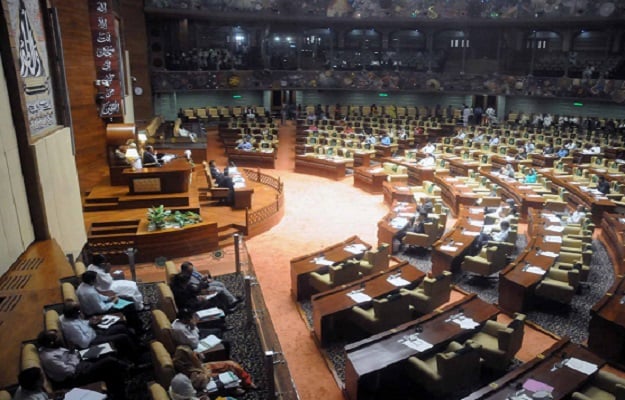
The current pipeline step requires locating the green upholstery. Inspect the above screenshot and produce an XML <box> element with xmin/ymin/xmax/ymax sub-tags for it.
<box><xmin>572</xmin><ymin>370</ymin><xmax>625</xmax><ymax>400</ymax></box>
<box><xmin>350</xmin><ymin>292</ymin><xmax>414</xmax><ymax>335</ymax></box>
<box><xmin>469</xmin><ymin>313</ymin><xmax>526</xmax><ymax>370</ymax></box>
<box><xmin>400</xmin><ymin>271</ymin><xmax>452</xmax><ymax>315</ymax></box>
<box><xmin>150</xmin><ymin>341</ymin><xmax>175</xmax><ymax>389</ymax></box>
<box><xmin>461</xmin><ymin>245</ymin><xmax>508</xmax><ymax>278</ymax></box>
<box><xmin>535</xmin><ymin>269</ymin><xmax>580</xmax><ymax>305</ymax></box>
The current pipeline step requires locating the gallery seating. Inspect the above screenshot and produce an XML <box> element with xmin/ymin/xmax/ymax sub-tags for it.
<box><xmin>469</xmin><ymin>313</ymin><xmax>526</xmax><ymax>370</ymax></box>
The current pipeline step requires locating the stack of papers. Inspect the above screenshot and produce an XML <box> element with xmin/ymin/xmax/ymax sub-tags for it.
<box><xmin>64</xmin><ymin>388</ymin><xmax>107</xmax><ymax>400</ymax></box>
<box><xmin>206</xmin><ymin>372</ymin><xmax>241</xmax><ymax>392</ymax></box>
<box><xmin>546</xmin><ymin>225</ymin><xmax>565</xmax><ymax>232</ymax></box>
<box><xmin>347</xmin><ymin>290</ymin><xmax>372</xmax><ymax>303</ymax></box>
<box><xmin>196</xmin><ymin>307</ymin><xmax>225</xmax><ymax>321</ymax></box>
<box><xmin>469</xmin><ymin>220</ymin><xmax>484</xmax><ymax>227</ymax></box>
<box><xmin>523</xmin><ymin>266</ymin><xmax>546</xmax><ymax>275</ymax></box>
<box><xmin>390</xmin><ymin>217</ymin><xmax>409</xmax><ymax>229</ymax></box>
<box><xmin>312</xmin><ymin>256</ymin><xmax>334</xmax><ymax>266</ymax></box>
<box><xmin>387</xmin><ymin>275</ymin><xmax>410</xmax><ymax>287</ymax></box>
<box><xmin>462</xmin><ymin>230</ymin><xmax>480</xmax><ymax>237</ymax></box>
<box><xmin>539</xmin><ymin>251</ymin><xmax>559</xmax><ymax>258</ymax></box>
<box><xmin>79</xmin><ymin>343</ymin><xmax>114</xmax><ymax>360</ymax></box>
<box><xmin>344</xmin><ymin>243</ymin><xmax>367</xmax><ymax>254</ymax></box>
<box><xmin>97</xmin><ymin>315</ymin><xmax>120</xmax><ymax>329</ymax></box>
<box><xmin>523</xmin><ymin>379</ymin><xmax>554</xmax><ymax>394</ymax></box>
<box><xmin>195</xmin><ymin>334</ymin><xmax>222</xmax><ymax>353</ymax></box>
<box><xmin>398</xmin><ymin>333</ymin><xmax>433</xmax><ymax>352</ymax></box>
<box><xmin>440</xmin><ymin>245</ymin><xmax>458</xmax><ymax>252</ymax></box>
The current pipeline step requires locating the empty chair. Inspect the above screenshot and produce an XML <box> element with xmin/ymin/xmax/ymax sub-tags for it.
<box><xmin>469</xmin><ymin>313</ymin><xmax>526</xmax><ymax>370</ymax></box>
<box><xmin>148</xmin><ymin>382</ymin><xmax>170</xmax><ymax>400</ymax></box>
<box><xmin>553</xmin><ymin>251</ymin><xmax>590</xmax><ymax>281</ymax></box>
<box><xmin>356</xmin><ymin>243</ymin><xmax>390</xmax><ymax>274</ymax></box>
<box><xmin>350</xmin><ymin>291</ymin><xmax>414</xmax><ymax>335</ymax></box>
<box><xmin>150</xmin><ymin>341</ymin><xmax>176</xmax><ymax>389</ymax></box>
<box><xmin>406</xmin><ymin>340</ymin><xmax>481</xmax><ymax>396</ymax></box>
<box><xmin>461</xmin><ymin>244</ymin><xmax>509</xmax><ymax>278</ymax></box>
<box><xmin>571</xmin><ymin>370</ymin><xmax>625</xmax><ymax>400</ymax></box>
<box><xmin>400</xmin><ymin>271</ymin><xmax>452</xmax><ymax>315</ymax></box>
<box><xmin>535</xmin><ymin>268</ymin><xmax>580</xmax><ymax>305</ymax></box>
<box><xmin>0</xmin><ymin>391</ymin><xmax>10</xmax><ymax>400</ymax></box>
<box><xmin>308</xmin><ymin>262</ymin><xmax>362</xmax><ymax>294</ymax></box>
<box><xmin>152</xmin><ymin>309</ymin><xmax>176</xmax><ymax>354</ymax></box>
<box><xmin>157</xmin><ymin>282</ymin><xmax>178</xmax><ymax>321</ymax></box>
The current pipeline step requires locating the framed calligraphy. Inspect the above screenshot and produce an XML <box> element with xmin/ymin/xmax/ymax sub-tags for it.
<box><xmin>89</xmin><ymin>0</ymin><xmax>124</xmax><ymax>119</ymax></box>
<box><xmin>1</xmin><ymin>0</ymin><xmax>60</xmax><ymax>137</ymax></box>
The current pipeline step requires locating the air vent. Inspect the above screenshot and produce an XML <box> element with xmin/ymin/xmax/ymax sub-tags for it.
<box><xmin>13</xmin><ymin>257</ymin><xmax>43</xmax><ymax>272</ymax></box>
<box><xmin>0</xmin><ymin>294</ymin><xmax>21</xmax><ymax>312</ymax></box>
<box><xmin>0</xmin><ymin>275</ymin><xmax>31</xmax><ymax>291</ymax></box>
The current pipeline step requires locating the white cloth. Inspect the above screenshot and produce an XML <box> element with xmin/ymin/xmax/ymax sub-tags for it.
<box><xmin>87</xmin><ymin>264</ymin><xmax>143</xmax><ymax>310</ymax></box>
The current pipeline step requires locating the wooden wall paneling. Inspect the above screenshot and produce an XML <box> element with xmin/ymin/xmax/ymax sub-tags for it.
<box><xmin>53</xmin><ymin>0</ymin><xmax>107</xmax><ymax>191</ymax></box>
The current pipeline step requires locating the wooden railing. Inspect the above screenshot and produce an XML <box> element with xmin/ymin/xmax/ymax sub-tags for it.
<box><xmin>243</xmin><ymin>169</ymin><xmax>285</xmax><ymax>237</ymax></box>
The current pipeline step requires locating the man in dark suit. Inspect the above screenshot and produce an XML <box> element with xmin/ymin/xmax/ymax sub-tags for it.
<box><xmin>218</xmin><ymin>167</ymin><xmax>235</xmax><ymax>205</ymax></box>
<box><xmin>142</xmin><ymin>145</ymin><xmax>160</xmax><ymax>167</ymax></box>
<box><xmin>597</xmin><ymin>176</ymin><xmax>610</xmax><ymax>194</ymax></box>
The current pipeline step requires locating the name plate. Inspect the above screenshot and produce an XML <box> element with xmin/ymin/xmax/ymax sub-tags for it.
<box><xmin>132</xmin><ymin>178</ymin><xmax>161</xmax><ymax>193</ymax></box>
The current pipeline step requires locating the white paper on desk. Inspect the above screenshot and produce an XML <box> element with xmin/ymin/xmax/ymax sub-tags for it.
<box><xmin>400</xmin><ymin>336</ymin><xmax>433</xmax><ymax>352</ymax></box>
<box><xmin>387</xmin><ymin>276</ymin><xmax>411</xmax><ymax>287</ymax></box>
<box><xmin>64</xmin><ymin>388</ymin><xmax>107</xmax><ymax>400</ymax></box>
<box><xmin>196</xmin><ymin>307</ymin><xmax>225</xmax><ymax>319</ymax></box>
<box><xmin>452</xmin><ymin>316</ymin><xmax>480</xmax><ymax>329</ymax></box>
<box><xmin>518</xmin><ymin>185</ymin><xmax>531</xmax><ymax>189</ymax></box>
<box><xmin>344</xmin><ymin>243</ymin><xmax>367</xmax><ymax>254</ymax></box>
<box><xmin>462</xmin><ymin>231</ymin><xmax>481</xmax><ymax>237</ymax></box>
<box><xmin>347</xmin><ymin>292</ymin><xmax>372</xmax><ymax>303</ymax></box>
<box><xmin>565</xmin><ymin>358</ymin><xmax>598</xmax><ymax>375</ymax></box>
<box><xmin>96</xmin><ymin>315</ymin><xmax>120</xmax><ymax>329</ymax></box>
<box><xmin>544</xmin><ymin>235</ymin><xmax>563</xmax><ymax>244</ymax></box>
<box><xmin>391</xmin><ymin>217</ymin><xmax>409</xmax><ymax>229</ymax></box>
<box><xmin>546</xmin><ymin>225</ymin><xmax>565</xmax><ymax>232</ymax></box>
<box><xmin>545</xmin><ymin>215</ymin><xmax>561</xmax><ymax>223</ymax></box>
<box><xmin>597</xmin><ymin>196</ymin><xmax>609</xmax><ymax>200</ymax></box>
<box><xmin>440</xmin><ymin>245</ymin><xmax>458</xmax><ymax>252</ymax></box>
<box><xmin>540</xmin><ymin>251</ymin><xmax>559</xmax><ymax>258</ymax></box>
<box><xmin>398</xmin><ymin>212</ymin><xmax>414</xmax><ymax>218</ymax></box>
<box><xmin>469</xmin><ymin>208</ymin><xmax>482</xmax><ymax>214</ymax></box>
<box><xmin>313</xmin><ymin>257</ymin><xmax>334</xmax><ymax>266</ymax></box>
<box><xmin>233</xmin><ymin>182</ymin><xmax>245</xmax><ymax>189</ymax></box>
<box><xmin>469</xmin><ymin>220</ymin><xmax>484</xmax><ymax>227</ymax></box>
<box><xmin>525</xmin><ymin>266</ymin><xmax>546</xmax><ymax>275</ymax></box>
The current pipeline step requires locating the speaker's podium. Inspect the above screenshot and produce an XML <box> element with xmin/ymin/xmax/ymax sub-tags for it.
<box><xmin>122</xmin><ymin>158</ymin><xmax>193</xmax><ymax>194</ymax></box>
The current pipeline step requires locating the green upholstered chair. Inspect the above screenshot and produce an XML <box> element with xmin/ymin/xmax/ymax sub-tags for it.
<box><xmin>400</xmin><ymin>271</ymin><xmax>452</xmax><ymax>315</ymax></box>
<box><xmin>535</xmin><ymin>269</ymin><xmax>580</xmax><ymax>305</ymax></box>
<box><xmin>461</xmin><ymin>245</ymin><xmax>508</xmax><ymax>278</ymax></box>
<box><xmin>350</xmin><ymin>291</ymin><xmax>414</xmax><ymax>335</ymax></box>
<box><xmin>571</xmin><ymin>370</ymin><xmax>625</xmax><ymax>400</ymax></box>
<box><xmin>469</xmin><ymin>313</ymin><xmax>526</xmax><ymax>370</ymax></box>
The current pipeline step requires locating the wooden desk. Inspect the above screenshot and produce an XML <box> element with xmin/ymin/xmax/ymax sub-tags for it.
<box><xmin>464</xmin><ymin>339</ymin><xmax>604</xmax><ymax>400</ymax></box>
<box><xmin>498</xmin><ymin>211</ymin><xmax>563</xmax><ymax>313</ymax></box>
<box><xmin>353</xmin><ymin>166</ymin><xmax>388</xmax><ymax>194</ymax></box>
<box><xmin>531</xmin><ymin>153</ymin><xmax>558</xmax><ymax>168</ymax></box>
<box><xmin>227</xmin><ymin>149</ymin><xmax>277</xmax><ymax>169</ymax></box>
<box><xmin>431</xmin><ymin>206</ymin><xmax>484</xmax><ymax>275</ymax></box>
<box><xmin>374</xmin><ymin>144</ymin><xmax>398</xmax><ymax>159</ymax></box>
<box><xmin>290</xmin><ymin>236</ymin><xmax>371</xmax><ymax>301</ymax></box>
<box><xmin>541</xmin><ymin>170</ymin><xmax>615</xmax><ymax>225</ymax></box>
<box><xmin>294</xmin><ymin>154</ymin><xmax>350</xmax><ymax>180</ymax></box>
<box><xmin>449</xmin><ymin>157</ymin><xmax>481</xmax><ymax>177</ymax></box>
<box><xmin>382</xmin><ymin>182</ymin><xmax>418</xmax><ymax>206</ymax></box>
<box><xmin>481</xmin><ymin>170</ymin><xmax>545</xmax><ymax>222</ymax></box>
<box><xmin>490</xmin><ymin>154</ymin><xmax>532</xmax><ymax>173</ymax></box>
<box><xmin>311</xmin><ymin>261</ymin><xmax>425</xmax><ymax>345</ymax></box>
<box><xmin>344</xmin><ymin>295</ymin><xmax>499</xmax><ymax>400</ymax></box>
<box><xmin>123</xmin><ymin>158</ymin><xmax>192</xmax><ymax>194</ymax></box>
<box><xmin>600</xmin><ymin>213</ymin><xmax>625</xmax><ymax>274</ymax></box>
<box><xmin>377</xmin><ymin>202</ymin><xmax>417</xmax><ymax>246</ymax></box>
<box><xmin>588</xmin><ymin>275</ymin><xmax>625</xmax><ymax>363</ymax></box>
<box><xmin>233</xmin><ymin>187</ymin><xmax>254</xmax><ymax>209</ymax></box>
<box><xmin>353</xmin><ymin>151</ymin><xmax>373</xmax><ymax>167</ymax></box>
<box><xmin>434</xmin><ymin>175</ymin><xmax>481</xmax><ymax>217</ymax></box>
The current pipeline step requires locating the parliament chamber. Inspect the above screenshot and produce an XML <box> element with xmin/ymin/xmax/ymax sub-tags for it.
<box><xmin>3</xmin><ymin>0</ymin><xmax>625</xmax><ymax>399</ymax></box>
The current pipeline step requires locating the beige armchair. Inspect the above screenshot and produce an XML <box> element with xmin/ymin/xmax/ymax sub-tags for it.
<box><xmin>150</xmin><ymin>341</ymin><xmax>176</xmax><ymax>389</ymax></box>
<box><xmin>148</xmin><ymin>382</ymin><xmax>170</xmax><ymax>400</ymax></box>
<box><xmin>152</xmin><ymin>309</ymin><xmax>176</xmax><ymax>354</ymax></box>
<box><xmin>157</xmin><ymin>282</ymin><xmax>178</xmax><ymax>321</ymax></box>
<box><xmin>571</xmin><ymin>370</ymin><xmax>625</xmax><ymax>400</ymax></box>
<box><xmin>535</xmin><ymin>268</ymin><xmax>580</xmax><ymax>304</ymax></box>
<box><xmin>350</xmin><ymin>292</ymin><xmax>414</xmax><ymax>335</ymax></box>
<box><xmin>401</xmin><ymin>218</ymin><xmax>444</xmax><ymax>250</ymax></box>
<box><xmin>356</xmin><ymin>243</ymin><xmax>390</xmax><ymax>274</ymax></box>
<box><xmin>406</xmin><ymin>340</ymin><xmax>482</xmax><ymax>396</ymax></box>
<box><xmin>469</xmin><ymin>313</ymin><xmax>526</xmax><ymax>370</ymax></box>
<box><xmin>461</xmin><ymin>245</ymin><xmax>508</xmax><ymax>278</ymax></box>
<box><xmin>553</xmin><ymin>251</ymin><xmax>590</xmax><ymax>281</ymax></box>
<box><xmin>400</xmin><ymin>271</ymin><xmax>452</xmax><ymax>315</ymax></box>
<box><xmin>309</xmin><ymin>262</ymin><xmax>362</xmax><ymax>293</ymax></box>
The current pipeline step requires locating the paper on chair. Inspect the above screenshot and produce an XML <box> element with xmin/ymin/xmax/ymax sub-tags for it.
<box><xmin>544</xmin><ymin>235</ymin><xmax>563</xmax><ymax>243</ymax></box>
<box><xmin>546</xmin><ymin>225</ymin><xmax>565</xmax><ymax>232</ymax></box>
<box><xmin>347</xmin><ymin>291</ymin><xmax>372</xmax><ymax>303</ymax></box>
<box><xmin>344</xmin><ymin>243</ymin><xmax>367</xmax><ymax>254</ymax></box>
<box><xmin>387</xmin><ymin>275</ymin><xmax>410</xmax><ymax>287</ymax></box>
<box><xmin>565</xmin><ymin>357</ymin><xmax>598</xmax><ymax>375</ymax></box>
<box><xmin>452</xmin><ymin>316</ymin><xmax>480</xmax><ymax>329</ymax></box>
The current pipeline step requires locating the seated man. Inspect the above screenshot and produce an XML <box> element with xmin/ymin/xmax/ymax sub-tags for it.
<box><xmin>36</xmin><ymin>330</ymin><xmax>128</xmax><ymax>399</ymax></box>
<box><xmin>421</xmin><ymin>142</ymin><xmax>436</xmax><ymax>154</ymax></box>
<box><xmin>475</xmin><ymin>220</ymin><xmax>511</xmax><ymax>251</ymax></box>
<box><xmin>380</xmin><ymin>133</ymin><xmax>391</xmax><ymax>146</ymax></box>
<box><xmin>171</xmin><ymin>308</ymin><xmax>229</xmax><ymax>359</ymax></box>
<box><xmin>417</xmin><ymin>153</ymin><xmax>436</xmax><ymax>167</ymax></box>
<box><xmin>142</xmin><ymin>145</ymin><xmax>160</xmax><ymax>167</ymax></box>
<box><xmin>236</xmin><ymin>138</ymin><xmax>253</xmax><ymax>151</ymax></box>
<box><xmin>76</xmin><ymin>271</ymin><xmax>144</xmax><ymax>333</ymax></box>
<box><xmin>180</xmin><ymin>261</ymin><xmax>241</xmax><ymax>311</ymax></box>
<box><xmin>87</xmin><ymin>254</ymin><xmax>144</xmax><ymax>310</ymax></box>
<box><xmin>59</xmin><ymin>300</ymin><xmax>140</xmax><ymax>362</ymax></box>
<box><xmin>417</xmin><ymin>196</ymin><xmax>434</xmax><ymax>215</ymax></box>
<box><xmin>597</xmin><ymin>176</ymin><xmax>610</xmax><ymax>194</ymax></box>
<box><xmin>567</xmin><ymin>204</ymin><xmax>586</xmax><ymax>225</ymax></box>
<box><xmin>216</xmin><ymin>168</ymin><xmax>235</xmax><ymax>206</ymax></box>
<box><xmin>13</xmin><ymin>367</ymin><xmax>48</xmax><ymax>400</ymax></box>
<box><xmin>396</xmin><ymin>211</ymin><xmax>432</xmax><ymax>249</ymax></box>
<box><xmin>170</xmin><ymin>273</ymin><xmax>222</xmax><ymax>313</ymax></box>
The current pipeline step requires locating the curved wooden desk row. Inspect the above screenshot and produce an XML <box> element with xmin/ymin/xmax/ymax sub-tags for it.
<box><xmin>540</xmin><ymin>169</ymin><xmax>615</xmax><ymax>225</ymax></box>
<box><xmin>498</xmin><ymin>210</ymin><xmax>565</xmax><ymax>313</ymax></box>
<box><xmin>588</xmin><ymin>274</ymin><xmax>625</xmax><ymax>363</ymax></box>
<box><xmin>600</xmin><ymin>214</ymin><xmax>625</xmax><ymax>274</ymax></box>
<box><xmin>311</xmin><ymin>260</ymin><xmax>425</xmax><ymax>346</ymax></box>
<box><xmin>434</xmin><ymin>175</ymin><xmax>483</xmax><ymax>217</ymax></box>
<box><xmin>480</xmin><ymin>169</ymin><xmax>546</xmax><ymax>222</ymax></box>
<box><xmin>289</xmin><ymin>235</ymin><xmax>371</xmax><ymax>301</ymax></box>
<box><xmin>227</xmin><ymin>148</ymin><xmax>277</xmax><ymax>169</ymax></box>
<box><xmin>344</xmin><ymin>294</ymin><xmax>499</xmax><ymax>400</ymax></box>
<box><xmin>294</xmin><ymin>154</ymin><xmax>351</xmax><ymax>180</ymax></box>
